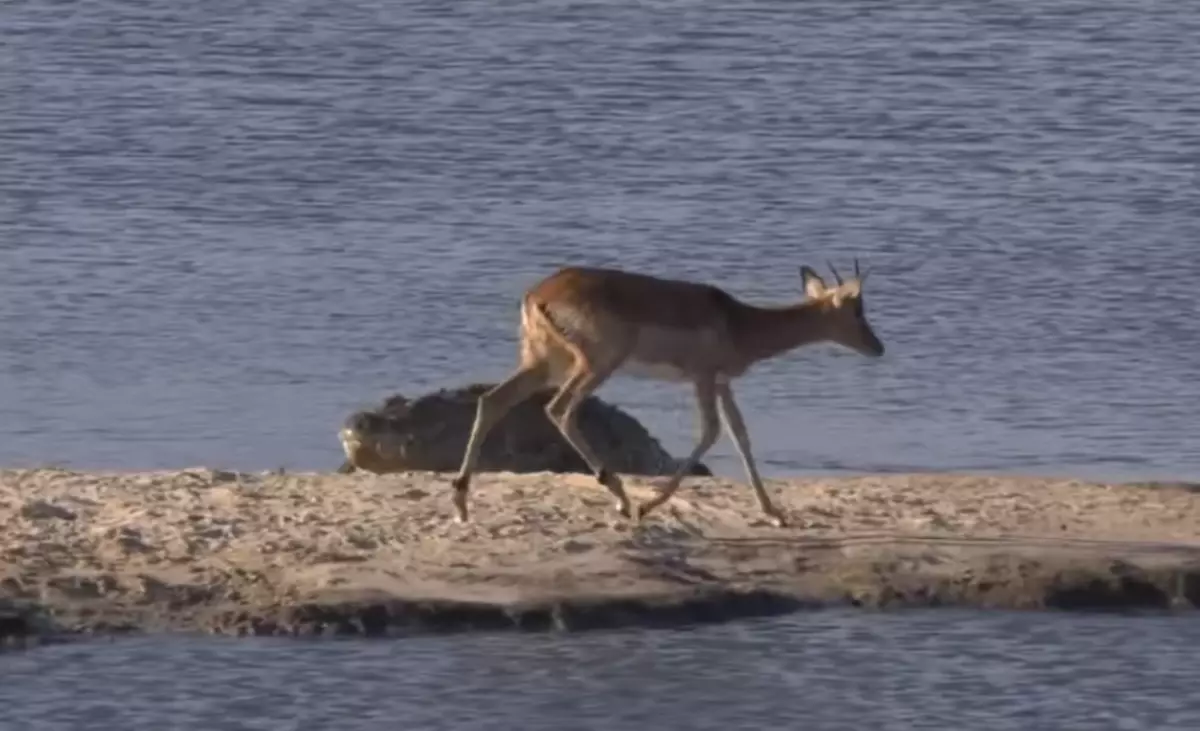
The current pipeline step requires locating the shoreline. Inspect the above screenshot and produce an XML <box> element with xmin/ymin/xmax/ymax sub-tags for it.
<box><xmin>4</xmin><ymin>467</ymin><xmax>1200</xmax><ymax>645</ymax></box>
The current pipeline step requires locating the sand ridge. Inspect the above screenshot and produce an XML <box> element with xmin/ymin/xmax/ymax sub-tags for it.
<box><xmin>3</xmin><ymin>467</ymin><xmax>1200</xmax><ymax>641</ymax></box>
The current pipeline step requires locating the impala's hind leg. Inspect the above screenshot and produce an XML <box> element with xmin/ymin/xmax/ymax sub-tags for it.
<box><xmin>545</xmin><ymin>359</ymin><xmax>631</xmax><ymax>517</ymax></box>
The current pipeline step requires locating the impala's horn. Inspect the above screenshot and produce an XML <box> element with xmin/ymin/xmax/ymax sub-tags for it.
<box><xmin>827</xmin><ymin>260</ymin><xmax>844</xmax><ymax>285</ymax></box>
<box><xmin>855</xmin><ymin>257</ymin><xmax>872</xmax><ymax>284</ymax></box>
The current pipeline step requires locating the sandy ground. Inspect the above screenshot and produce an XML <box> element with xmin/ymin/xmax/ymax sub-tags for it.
<box><xmin>3</xmin><ymin>467</ymin><xmax>1200</xmax><ymax>641</ymax></box>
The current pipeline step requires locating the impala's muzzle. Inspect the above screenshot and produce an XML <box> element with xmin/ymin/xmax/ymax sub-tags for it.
<box><xmin>850</xmin><ymin>316</ymin><xmax>885</xmax><ymax>357</ymax></box>
<box><xmin>861</xmin><ymin>325</ymin><xmax>885</xmax><ymax>357</ymax></box>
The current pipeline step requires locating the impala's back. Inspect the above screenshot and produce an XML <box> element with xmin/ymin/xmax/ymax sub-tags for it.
<box><xmin>521</xmin><ymin>266</ymin><xmax>741</xmax><ymax>382</ymax></box>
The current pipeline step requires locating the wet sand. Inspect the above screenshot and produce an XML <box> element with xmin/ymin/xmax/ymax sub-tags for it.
<box><xmin>3</xmin><ymin>467</ymin><xmax>1200</xmax><ymax>642</ymax></box>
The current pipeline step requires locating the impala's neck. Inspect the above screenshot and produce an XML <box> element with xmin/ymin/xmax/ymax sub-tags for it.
<box><xmin>732</xmin><ymin>300</ymin><xmax>831</xmax><ymax>367</ymax></box>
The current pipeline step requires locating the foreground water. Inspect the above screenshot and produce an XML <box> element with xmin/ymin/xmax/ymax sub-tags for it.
<box><xmin>1</xmin><ymin>610</ymin><xmax>1197</xmax><ymax>730</ymax></box>
<box><xmin>3</xmin><ymin>0</ymin><xmax>1200</xmax><ymax>481</ymax></box>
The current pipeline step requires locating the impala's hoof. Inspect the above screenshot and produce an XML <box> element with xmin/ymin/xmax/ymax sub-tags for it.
<box><xmin>595</xmin><ymin>468</ymin><xmax>633</xmax><ymax>520</ymax></box>
<box><xmin>450</xmin><ymin>476</ymin><xmax>469</xmax><ymax>523</ymax></box>
<box><xmin>633</xmin><ymin>500</ymin><xmax>660</xmax><ymax>522</ymax></box>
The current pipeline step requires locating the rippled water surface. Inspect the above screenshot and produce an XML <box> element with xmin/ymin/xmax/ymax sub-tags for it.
<box><xmin>3</xmin><ymin>611</ymin><xmax>1200</xmax><ymax>730</ymax></box>
<box><xmin>3</xmin><ymin>0</ymin><xmax>1199</xmax><ymax>480</ymax></box>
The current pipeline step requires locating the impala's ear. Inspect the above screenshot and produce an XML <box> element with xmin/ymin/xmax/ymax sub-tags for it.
<box><xmin>800</xmin><ymin>266</ymin><xmax>827</xmax><ymax>299</ymax></box>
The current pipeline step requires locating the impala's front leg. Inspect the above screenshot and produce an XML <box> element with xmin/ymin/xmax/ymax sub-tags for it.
<box><xmin>636</xmin><ymin>377</ymin><xmax>719</xmax><ymax>520</ymax></box>
<box><xmin>716</xmin><ymin>383</ymin><xmax>787</xmax><ymax>527</ymax></box>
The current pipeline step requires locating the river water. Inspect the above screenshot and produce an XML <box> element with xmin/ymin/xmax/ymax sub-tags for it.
<box><xmin>2</xmin><ymin>0</ymin><xmax>1199</xmax><ymax>481</ymax></box>
<box><xmin>3</xmin><ymin>610</ymin><xmax>1199</xmax><ymax>730</ymax></box>
<box><xmin>3</xmin><ymin>0</ymin><xmax>1200</xmax><ymax>726</ymax></box>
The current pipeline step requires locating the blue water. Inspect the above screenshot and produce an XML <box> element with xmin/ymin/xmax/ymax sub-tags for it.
<box><xmin>2</xmin><ymin>0</ymin><xmax>1199</xmax><ymax>482</ymax></box>
<box><xmin>3</xmin><ymin>610</ymin><xmax>1200</xmax><ymax>730</ymax></box>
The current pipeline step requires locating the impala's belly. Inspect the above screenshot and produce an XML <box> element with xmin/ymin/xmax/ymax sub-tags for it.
<box><xmin>619</xmin><ymin>326</ymin><xmax>725</xmax><ymax>382</ymax></box>
<box><xmin>620</xmin><ymin>360</ymin><xmax>697</xmax><ymax>382</ymax></box>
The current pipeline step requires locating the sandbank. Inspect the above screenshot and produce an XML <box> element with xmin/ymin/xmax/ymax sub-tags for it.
<box><xmin>3</xmin><ymin>467</ymin><xmax>1200</xmax><ymax>645</ymax></box>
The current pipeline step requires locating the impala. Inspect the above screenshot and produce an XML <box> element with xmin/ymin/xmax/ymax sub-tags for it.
<box><xmin>450</xmin><ymin>260</ymin><xmax>884</xmax><ymax>527</ymax></box>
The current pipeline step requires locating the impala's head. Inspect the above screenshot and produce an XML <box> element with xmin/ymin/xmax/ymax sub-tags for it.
<box><xmin>800</xmin><ymin>259</ymin><xmax>885</xmax><ymax>357</ymax></box>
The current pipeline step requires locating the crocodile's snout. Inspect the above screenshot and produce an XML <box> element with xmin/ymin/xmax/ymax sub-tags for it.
<box><xmin>343</xmin><ymin>411</ymin><xmax>386</xmax><ymax>437</ymax></box>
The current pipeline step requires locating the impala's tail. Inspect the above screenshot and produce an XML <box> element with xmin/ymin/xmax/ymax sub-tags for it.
<box><xmin>518</xmin><ymin>293</ymin><xmax>589</xmax><ymax>371</ymax></box>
